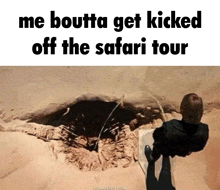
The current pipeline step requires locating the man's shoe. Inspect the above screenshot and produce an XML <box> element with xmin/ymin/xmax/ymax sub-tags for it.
<box><xmin>144</xmin><ymin>145</ymin><xmax>154</xmax><ymax>163</ymax></box>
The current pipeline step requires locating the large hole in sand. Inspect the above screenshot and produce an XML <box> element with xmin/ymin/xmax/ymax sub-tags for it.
<box><xmin>26</xmin><ymin>100</ymin><xmax>174</xmax><ymax>171</ymax></box>
<box><xmin>29</xmin><ymin>101</ymin><xmax>139</xmax><ymax>152</ymax></box>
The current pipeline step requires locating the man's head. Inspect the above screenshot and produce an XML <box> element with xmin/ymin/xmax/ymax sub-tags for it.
<box><xmin>180</xmin><ymin>93</ymin><xmax>203</xmax><ymax>124</ymax></box>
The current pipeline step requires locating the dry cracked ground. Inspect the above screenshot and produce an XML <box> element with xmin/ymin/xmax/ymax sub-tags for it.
<box><xmin>0</xmin><ymin>67</ymin><xmax>220</xmax><ymax>190</ymax></box>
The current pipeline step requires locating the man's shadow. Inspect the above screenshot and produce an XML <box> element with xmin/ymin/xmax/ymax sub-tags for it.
<box><xmin>146</xmin><ymin>156</ymin><xmax>175</xmax><ymax>190</ymax></box>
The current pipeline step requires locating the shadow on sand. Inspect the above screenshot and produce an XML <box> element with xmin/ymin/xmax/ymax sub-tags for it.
<box><xmin>146</xmin><ymin>156</ymin><xmax>175</xmax><ymax>190</ymax></box>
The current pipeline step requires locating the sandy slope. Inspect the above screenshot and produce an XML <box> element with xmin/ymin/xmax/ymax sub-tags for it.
<box><xmin>1</xmin><ymin>67</ymin><xmax>220</xmax><ymax>120</ymax></box>
<box><xmin>173</xmin><ymin>109</ymin><xmax>220</xmax><ymax>190</ymax></box>
<box><xmin>0</xmin><ymin>109</ymin><xmax>219</xmax><ymax>190</ymax></box>
<box><xmin>0</xmin><ymin>132</ymin><xmax>145</xmax><ymax>190</ymax></box>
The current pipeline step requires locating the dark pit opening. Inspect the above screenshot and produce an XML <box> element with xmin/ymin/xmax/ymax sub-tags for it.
<box><xmin>28</xmin><ymin>100</ymin><xmax>175</xmax><ymax>154</ymax></box>
<box><xmin>26</xmin><ymin>99</ymin><xmax>177</xmax><ymax>171</ymax></box>
<box><xmin>29</xmin><ymin>100</ymin><xmax>139</xmax><ymax>152</ymax></box>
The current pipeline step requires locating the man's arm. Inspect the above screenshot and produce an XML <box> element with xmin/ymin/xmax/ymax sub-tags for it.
<box><xmin>153</xmin><ymin>123</ymin><xmax>166</xmax><ymax>142</ymax></box>
<box><xmin>191</xmin><ymin>124</ymin><xmax>209</xmax><ymax>152</ymax></box>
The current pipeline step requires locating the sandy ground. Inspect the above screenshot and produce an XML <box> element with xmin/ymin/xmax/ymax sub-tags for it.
<box><xmin>0</xmin><ymin>67</ymin><xmax>220</xmax><ymax>190</ymax></box>
<box><xmin>173</xmin><ymin>108</ymin><xmax>220</xmax><ymax>190</ymax></box>
<box><xmin>0</xmin><ymin>109</ymin><xmax>219</xmax><ymax>190</ymax></box>
<box><xmin>0</xmin><ymin>132</ymin><xmax>145</xmax><ymax>190</ymax></box>
<box><xmin>1</xmin><ymin>67</ymin><xmax>220</xmax><ymax>119</ymax></box>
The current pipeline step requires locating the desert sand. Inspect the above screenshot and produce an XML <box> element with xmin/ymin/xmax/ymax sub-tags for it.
<box><xmin>0</xmin><ymin>66</ymin><xmax>220</xmax><ymax>190</ymax></box>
